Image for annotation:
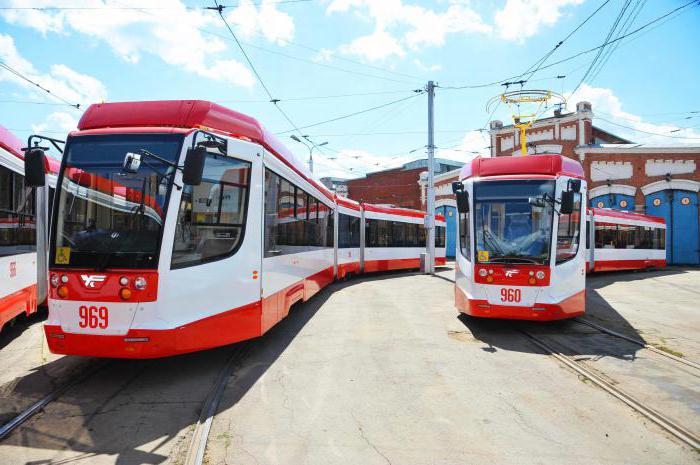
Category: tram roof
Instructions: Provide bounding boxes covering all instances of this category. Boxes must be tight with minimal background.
[459,154,584,180]
[590,207,666,225]
[77,100,336,202]
[0,124,24,158]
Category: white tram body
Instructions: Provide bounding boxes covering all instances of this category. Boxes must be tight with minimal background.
[453,155,587,321]
[586,208,666,272]
[41,100,445,358]
[0,126,58,331]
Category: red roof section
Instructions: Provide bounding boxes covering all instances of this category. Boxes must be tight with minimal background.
[0,124,24,158]
[78,100,335,202]
[460,155,584,180]
[336,195,361,211]
[591,207,665,225]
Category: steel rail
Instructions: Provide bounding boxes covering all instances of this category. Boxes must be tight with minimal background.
[576,318,700,372]
[0,361,109,440]
[520,329,700,449]
[184,342,251,465]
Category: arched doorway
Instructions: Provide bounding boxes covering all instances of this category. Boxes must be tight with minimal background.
[644,182,699,265]
[589,193,635,211]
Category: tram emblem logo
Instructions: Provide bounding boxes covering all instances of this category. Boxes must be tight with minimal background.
[505,270,519,278]
[80,274,107,289]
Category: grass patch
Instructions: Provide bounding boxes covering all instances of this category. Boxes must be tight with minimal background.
[651,343,684,358]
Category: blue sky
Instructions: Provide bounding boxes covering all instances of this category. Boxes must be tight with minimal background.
[1,0,699,179]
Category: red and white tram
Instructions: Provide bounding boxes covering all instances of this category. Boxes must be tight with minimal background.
[24,100,446,358]
[0,126,59,332]
[452,155,587,321]
[586,208,666,272]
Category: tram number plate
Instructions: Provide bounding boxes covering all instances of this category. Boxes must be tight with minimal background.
[500,288,521,303]
[78,305,109,329]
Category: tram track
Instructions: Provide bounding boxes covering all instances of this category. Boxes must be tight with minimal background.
[183,341,253,465]
[0,360,110,441]
[575,317,700,372]
[518,328,700,450]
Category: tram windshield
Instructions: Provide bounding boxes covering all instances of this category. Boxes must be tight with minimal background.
[52,134,183,269]
[473,180,555,265]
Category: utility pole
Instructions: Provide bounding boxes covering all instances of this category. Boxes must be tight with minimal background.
[426,80,436,275]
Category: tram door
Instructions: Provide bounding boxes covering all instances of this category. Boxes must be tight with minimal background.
[645,190,699,265]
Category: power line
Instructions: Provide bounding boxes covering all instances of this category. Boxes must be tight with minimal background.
[596,116,700,140]
[0,0,313,10]
[275,92,425,134]
[216,89,420,103]
[441,0,698,91]
[522,0,612,82]
[0,61,82,110]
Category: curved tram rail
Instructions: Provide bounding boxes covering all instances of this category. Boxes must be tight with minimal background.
[0,361,108,441]
[519,328,700,450]
[575,318,700,371]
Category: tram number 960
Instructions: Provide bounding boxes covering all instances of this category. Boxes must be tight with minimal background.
[78,305,109,329]
[500,288,521,303]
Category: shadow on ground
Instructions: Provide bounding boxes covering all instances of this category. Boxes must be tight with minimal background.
[0,269,434,465]
[457,267,691,361]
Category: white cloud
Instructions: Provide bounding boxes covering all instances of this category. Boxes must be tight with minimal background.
[0,33,106,105]
[436,130,491,161]
[339,28,406,62]
[495,0,584,43]
[327,0,491,62]
[412,59,442,73]
[225,0,295,45]
[0,0,260,88]
[567,84,700,145]
[32,111,79,134]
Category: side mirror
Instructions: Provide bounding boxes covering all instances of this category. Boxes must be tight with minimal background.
[569,179,582,193]
[24,149,47,187]
[182,146,207,186]
[560,191,574,214]
[451,181,463,194]
[456,191,470,213]
[123,152,142,173]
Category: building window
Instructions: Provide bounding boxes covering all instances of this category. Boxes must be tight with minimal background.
[555,193,582,264]
[171,152,251,268]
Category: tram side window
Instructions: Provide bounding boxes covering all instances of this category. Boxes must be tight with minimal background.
[459,212,471,259]
[171,153,251,268]
[339,213,360,248]
[436,226,445,248]
[366,219,425,247]
[594,224,665,250]
[0,165,37,256]
[555,193,582,264]
[263,169,332,255]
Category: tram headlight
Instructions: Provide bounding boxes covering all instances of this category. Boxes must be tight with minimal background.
[50,274,59,288]
[134,277,147,290]
[536,271,546,280]
[119,276,129,286]
[60,275,69,284]
[478,268,488,277]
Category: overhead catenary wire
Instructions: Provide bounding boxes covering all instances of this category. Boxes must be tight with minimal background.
[440,0,698,91]
[0,61,82,110]
[596,116,700,140]
[0,0,314,10]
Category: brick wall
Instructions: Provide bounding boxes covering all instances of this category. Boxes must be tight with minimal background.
[346,167,423,210]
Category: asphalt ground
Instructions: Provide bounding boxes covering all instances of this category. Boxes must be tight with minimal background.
[0,265,698,464]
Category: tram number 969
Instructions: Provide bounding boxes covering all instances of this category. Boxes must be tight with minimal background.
[78,305,109,329]
[500,288,521,303]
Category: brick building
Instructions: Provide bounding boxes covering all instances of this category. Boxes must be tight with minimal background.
[427,102,700,264]
[346,158,463,210]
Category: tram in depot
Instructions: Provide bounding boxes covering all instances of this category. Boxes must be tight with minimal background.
[23,100,446,358]
[586,208,666,273]
[452,154,587,321]
[0,126,59,332]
